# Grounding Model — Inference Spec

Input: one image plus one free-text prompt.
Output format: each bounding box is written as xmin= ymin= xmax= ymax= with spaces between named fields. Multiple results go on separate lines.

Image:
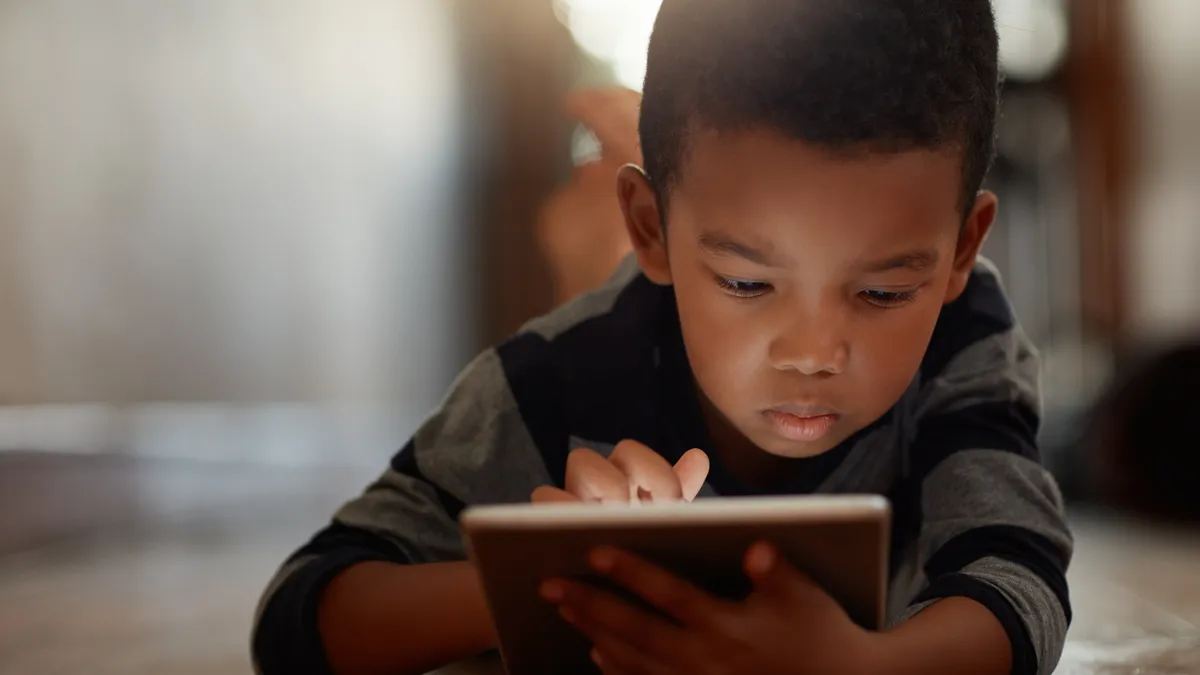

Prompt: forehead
xmin=668 ymin=130 xmax=963 ymax=254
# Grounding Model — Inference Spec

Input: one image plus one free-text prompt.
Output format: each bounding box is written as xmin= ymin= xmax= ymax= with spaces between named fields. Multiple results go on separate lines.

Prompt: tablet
xmin=461 ymin=494 xmax=891 ymax=675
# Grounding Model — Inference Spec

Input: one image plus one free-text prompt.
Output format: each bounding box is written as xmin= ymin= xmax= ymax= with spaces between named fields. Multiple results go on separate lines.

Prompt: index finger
xmin=588 ymin=547 xmax=727 ymax=628
xmin=565 ymin=447 xmax=631 ymax=503
xmin=608 ymin=440 xmax=682 ymax=502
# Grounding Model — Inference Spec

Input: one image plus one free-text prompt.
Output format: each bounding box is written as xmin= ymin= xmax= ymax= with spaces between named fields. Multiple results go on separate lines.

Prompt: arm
xmin=870 ymin=597 xmax=1011 ymax=675
xmin=252 ymin=347 xmax=561 ymax=675
xmin=886 ymin=317 xmax=1073 ymax=675
xmin=316 ymin=561 xmax=495 ymax=675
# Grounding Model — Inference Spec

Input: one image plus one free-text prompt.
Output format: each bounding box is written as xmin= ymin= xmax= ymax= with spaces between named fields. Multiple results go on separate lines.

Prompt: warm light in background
xmin=554 ymin=0 xmax=663 ymax=90
xmin=995 ymin=0 xmax=1069 ymax=82
xmin=556 ymin=0 xmax=1070 ymax=89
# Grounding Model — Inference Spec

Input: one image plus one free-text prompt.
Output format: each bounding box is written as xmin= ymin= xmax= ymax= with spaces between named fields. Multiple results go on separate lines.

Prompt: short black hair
xmin=639 ymin=0 xmax=1000 ymax=218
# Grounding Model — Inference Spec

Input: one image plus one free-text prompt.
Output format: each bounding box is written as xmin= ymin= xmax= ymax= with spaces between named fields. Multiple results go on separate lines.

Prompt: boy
xmin=253 ymin=1 xmax=1072 ymax=674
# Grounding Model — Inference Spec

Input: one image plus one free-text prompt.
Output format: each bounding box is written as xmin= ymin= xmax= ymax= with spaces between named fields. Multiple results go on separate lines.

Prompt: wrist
xmin=458 ymin=562 xmax=500 ymax=652
xmin=846 ymin=627 xmax=896 ymax=675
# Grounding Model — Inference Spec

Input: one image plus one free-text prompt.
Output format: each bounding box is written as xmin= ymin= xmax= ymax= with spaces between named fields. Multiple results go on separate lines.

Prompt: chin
xmin=754 ymin=434 xmax=842 ymax=459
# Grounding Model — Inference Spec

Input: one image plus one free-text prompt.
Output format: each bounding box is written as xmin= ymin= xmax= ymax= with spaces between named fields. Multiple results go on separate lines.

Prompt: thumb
xmin=744 ymin=541 xmax=809 ymax=600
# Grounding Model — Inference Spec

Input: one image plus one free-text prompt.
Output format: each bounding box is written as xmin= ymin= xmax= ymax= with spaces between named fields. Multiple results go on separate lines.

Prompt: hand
xmin=540 ymin=542 xmax=882 ymax=675
xmin=537 ymin=87 xmax=642 ymax=303
xmin=531 ymin=439 xmax=709 ymax=505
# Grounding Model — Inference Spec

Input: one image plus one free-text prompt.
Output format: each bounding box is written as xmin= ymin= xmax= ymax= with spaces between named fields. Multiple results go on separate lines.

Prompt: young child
xmin=253 ymin=1 xmax=1072 ymax=674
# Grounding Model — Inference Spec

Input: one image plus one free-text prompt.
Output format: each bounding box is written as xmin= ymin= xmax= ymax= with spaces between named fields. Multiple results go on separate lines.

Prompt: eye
xmin=860 ymin=289 xmax=918 ymax=308
xmin=715 ymin=275 xmax=771 ymax=298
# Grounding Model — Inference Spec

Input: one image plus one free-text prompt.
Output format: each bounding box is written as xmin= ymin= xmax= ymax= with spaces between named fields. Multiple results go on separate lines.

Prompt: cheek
xmin=851 ymin=303 xmax=941 ymax=394
xmin=673 ymin=274 xmax=766 ymax=394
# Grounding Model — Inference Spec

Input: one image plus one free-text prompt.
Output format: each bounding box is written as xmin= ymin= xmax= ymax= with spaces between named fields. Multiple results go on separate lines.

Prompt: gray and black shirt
xmin=253 ymin=256 xmax=1072 ymax=675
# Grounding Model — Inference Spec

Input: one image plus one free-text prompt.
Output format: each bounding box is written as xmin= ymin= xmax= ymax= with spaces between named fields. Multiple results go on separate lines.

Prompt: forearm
xmin=870 ymin=597 xmax=1011 ymax=675
xmin=318 ymin=560 xmax=498 ymax=675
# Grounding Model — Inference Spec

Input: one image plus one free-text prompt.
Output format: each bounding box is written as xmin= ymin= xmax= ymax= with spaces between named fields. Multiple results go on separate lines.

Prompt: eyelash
xmin=714 ymin=275 xmax=919 ymax=308
xmin=859 ymin=289 xmax=919 ymax=308
xmin=715 ymin=276 xmax=771 ymax=298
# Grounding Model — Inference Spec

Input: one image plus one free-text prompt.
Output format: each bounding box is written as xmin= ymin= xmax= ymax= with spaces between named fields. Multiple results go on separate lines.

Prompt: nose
xmin=768 ymin=312 xmax=849 ymax=376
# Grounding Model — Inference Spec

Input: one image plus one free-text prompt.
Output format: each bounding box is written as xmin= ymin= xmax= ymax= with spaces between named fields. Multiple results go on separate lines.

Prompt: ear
xmin=943 ymin=190 xmax=997 ymax=303
xmin=616 ymin=164 xmax=672 ymax=285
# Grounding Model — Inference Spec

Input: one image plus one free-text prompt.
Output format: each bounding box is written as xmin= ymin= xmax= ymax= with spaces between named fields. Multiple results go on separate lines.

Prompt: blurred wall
xmin=0 ymin=1 xmax=474 ymax=462
xmin=1126 ymin=0 xmax=1200 ymax=346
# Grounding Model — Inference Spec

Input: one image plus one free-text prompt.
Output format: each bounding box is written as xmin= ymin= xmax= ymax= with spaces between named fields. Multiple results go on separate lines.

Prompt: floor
xmin=1 ymin=453 xmax=1198 ymax=675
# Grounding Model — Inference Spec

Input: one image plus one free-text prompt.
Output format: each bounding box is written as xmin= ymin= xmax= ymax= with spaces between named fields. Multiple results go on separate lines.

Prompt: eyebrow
xmin=697 ymin=232 xmax=781 ymax=267
xmin=860 ymin=249 xmax=940 ymax=273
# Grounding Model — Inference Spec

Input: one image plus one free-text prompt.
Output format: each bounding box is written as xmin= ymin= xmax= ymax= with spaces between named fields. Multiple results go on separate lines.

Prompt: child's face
xmin=619 ymin=129 xmax=995 ymax=458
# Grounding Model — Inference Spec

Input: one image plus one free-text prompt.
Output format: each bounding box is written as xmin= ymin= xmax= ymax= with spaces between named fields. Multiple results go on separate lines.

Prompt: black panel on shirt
xmin=911 ymin=400 xmax=1041 ymax=477
xmin=924 ymin=524 xmax=1072 ymax=623
xmin=551 ymin=275 xmax=669 ymax=454
xmin=920 ymin=268 xmax=1015 ymax=382
xmin=496 ymin=331 xmax=572 ymax=486
xmin=495 ymin=276 xmax=678 ymax=487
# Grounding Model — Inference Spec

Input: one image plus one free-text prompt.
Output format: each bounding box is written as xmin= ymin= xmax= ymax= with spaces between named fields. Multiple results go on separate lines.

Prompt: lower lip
xmin=762 ymin=410 xmax=839 ymax=442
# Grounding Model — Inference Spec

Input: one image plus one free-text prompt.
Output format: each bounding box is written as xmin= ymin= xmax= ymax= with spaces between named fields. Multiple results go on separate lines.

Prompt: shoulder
xmin=516 ymin=254 xmax=648 ymax=341
xmin=495 ymin=254 xmax=663 ymax=392
xmin=426 ymin=254 xmax=656 ymax=430
xmin=410 ymin=257 xmax=665 ymax=495
xmin=489 ymin=256 xmax=669 ymax=469
xmin=897 ymin=257 xmax=1042 ymax=476
xmin=916 ymin=256 xmax=1040 ymax=420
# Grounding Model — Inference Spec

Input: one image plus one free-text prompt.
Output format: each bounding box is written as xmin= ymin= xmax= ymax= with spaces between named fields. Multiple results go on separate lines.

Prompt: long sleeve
xmin=888 ymin=263 xmax=1073 ymax=675
xmin=250 ymin=344 xmax=562 ymax=675
xmin=249 ymin=258 xmax=656 ymax=675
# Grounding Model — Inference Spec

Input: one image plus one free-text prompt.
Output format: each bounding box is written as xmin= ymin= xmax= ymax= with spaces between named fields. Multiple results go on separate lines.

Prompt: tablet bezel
xmin=462 ymin=494 xmax=891 ymax=675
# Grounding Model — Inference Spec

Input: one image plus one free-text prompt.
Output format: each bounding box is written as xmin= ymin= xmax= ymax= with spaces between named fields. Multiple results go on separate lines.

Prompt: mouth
xmin=761 ymin=403 xmax=841 ymax=443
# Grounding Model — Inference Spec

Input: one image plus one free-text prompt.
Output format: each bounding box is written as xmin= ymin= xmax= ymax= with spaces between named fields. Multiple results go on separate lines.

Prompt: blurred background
xmin=0 ymin=1 xmax=1197 ymax=673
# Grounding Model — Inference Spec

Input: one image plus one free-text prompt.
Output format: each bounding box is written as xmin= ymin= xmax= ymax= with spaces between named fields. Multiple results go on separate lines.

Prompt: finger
xmin=743 ymin=541 xmax=816 ymax=602
xmin=588 ymin=633 xmax=672 ymax=675
xmin=672 ymin=448 xmax=710 ymax=501
xmin=530 ymin=485 xmax=581 ymax=504
xmin=544 ymin=579 xmax=682 ymax=656
xmin=589 ymin=547 xmax=724 ymax=627
xmin=566 ymin=447 xmax=632 ymax=503
xmin=609 ymin=440 xmax=682 ymax=502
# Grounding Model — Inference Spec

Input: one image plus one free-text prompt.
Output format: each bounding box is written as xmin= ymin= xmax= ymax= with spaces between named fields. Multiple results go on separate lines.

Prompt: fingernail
xmin=746 ymin=542 xmax=775 ymax=575
xmin=540 ymin=580 xmax=564 ymax=602
xmin=590 ymin=548 xmax=617 ymax=573
xmin=590 ymin=648 xmax=603 ymax=666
